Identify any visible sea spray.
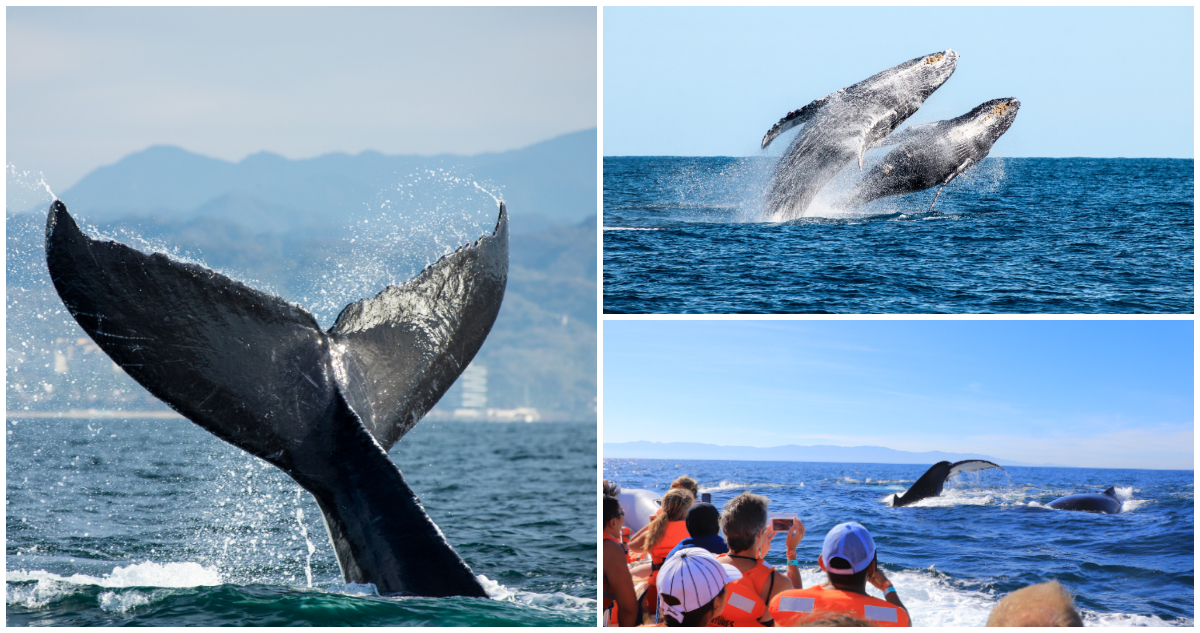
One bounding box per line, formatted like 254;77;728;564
296;508;315;588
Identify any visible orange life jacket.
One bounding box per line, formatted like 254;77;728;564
708;559;772;627
643;520;690;621
768;584;910;627
603;532;627;626
623;525;637;564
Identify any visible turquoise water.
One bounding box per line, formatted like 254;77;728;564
7;418;596;626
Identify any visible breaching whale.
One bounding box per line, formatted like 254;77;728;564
888;459;1004;507
761;49;959;221
836;98;1021;212
1046;487;1123;514
44;200;508;598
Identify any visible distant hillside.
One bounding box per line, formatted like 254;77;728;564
4;185;595;419
48;129;596;235
604;441;1053;467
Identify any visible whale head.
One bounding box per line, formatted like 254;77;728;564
891;49;960;101
963;97;1021;142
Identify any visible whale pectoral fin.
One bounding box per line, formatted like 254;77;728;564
1103;486;1118;497
761;92;835;149
328;203;509;452
44;201;333;470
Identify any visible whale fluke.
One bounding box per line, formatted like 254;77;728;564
45;200;507;597
889;459;1004;507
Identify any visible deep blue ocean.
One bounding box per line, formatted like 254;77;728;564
603;157;1194;313
7;418;596;626
604;458;1193;626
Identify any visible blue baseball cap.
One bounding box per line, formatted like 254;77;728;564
819;522;877;575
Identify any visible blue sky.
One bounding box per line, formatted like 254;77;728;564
604;7;1193;158
603;320;1194;470
7;7;596;190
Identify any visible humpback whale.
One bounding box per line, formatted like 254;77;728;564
761;49;959;221
888;460;1004;507
44;200;508;598
836;98;1021;212
1046;487;1123;514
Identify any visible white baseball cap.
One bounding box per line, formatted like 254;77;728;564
819;522;877;575
656;547;743;620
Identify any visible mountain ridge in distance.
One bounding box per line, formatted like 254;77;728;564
43;128;596;235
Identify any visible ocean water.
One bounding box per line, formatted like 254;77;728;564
604;458;1193;627
7;418;596;626
603;157;1194;313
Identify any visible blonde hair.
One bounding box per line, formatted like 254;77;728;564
647;488;694;550
670;476;700;497
986;581;1083;627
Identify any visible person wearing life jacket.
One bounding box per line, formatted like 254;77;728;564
604;493;639;626
629;488;694;621
665;502;728;561
605;480;640;564
709;492;804;627
768;522;911;627
641;547;742;627
630;476;700;547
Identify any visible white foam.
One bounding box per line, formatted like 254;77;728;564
5;575;75;609
699;480;791;494
98;589;161;613
1085;612;1191;627
8;561;222;589
477;575;595;613
331;582;380;596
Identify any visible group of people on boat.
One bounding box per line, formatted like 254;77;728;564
603;476;1085;627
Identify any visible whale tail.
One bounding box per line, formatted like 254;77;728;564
45;200;507;596
892;459;1004;507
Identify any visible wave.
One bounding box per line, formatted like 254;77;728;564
477;575;595;614
6;566;593;617
8;562;222;590
699;480;799;493
882;485;1150;513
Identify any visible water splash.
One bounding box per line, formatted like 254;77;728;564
7;562;222;588
477;575;596;613
6;164;57;212
297;508;315;588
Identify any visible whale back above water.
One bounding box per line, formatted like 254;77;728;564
44;200;508;597
1046;487;1124;514
761;49;959;221
890;459;1005;507
838;98;1021;211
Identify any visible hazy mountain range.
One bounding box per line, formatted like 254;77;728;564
7;130;597;420
31;128;596;235
604;441;1058;468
